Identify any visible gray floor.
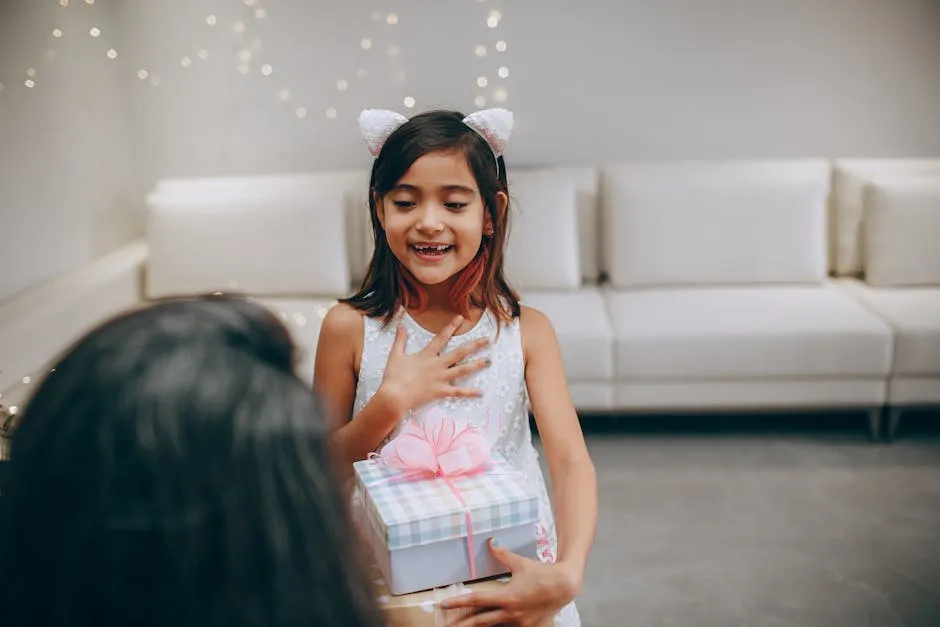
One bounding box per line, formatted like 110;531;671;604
544;412;940;627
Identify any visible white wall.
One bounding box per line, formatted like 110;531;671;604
2;0;939;301
0;0;138;302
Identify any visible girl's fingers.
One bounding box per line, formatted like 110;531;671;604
445;358;491;380
442;336;490;366
423;315;464;357
441;386;484;399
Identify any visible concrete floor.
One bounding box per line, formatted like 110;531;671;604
549;411;940;627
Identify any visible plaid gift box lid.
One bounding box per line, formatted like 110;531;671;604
353;454;539;550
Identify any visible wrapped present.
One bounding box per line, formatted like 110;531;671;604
369;560;512;627
353;413;539;596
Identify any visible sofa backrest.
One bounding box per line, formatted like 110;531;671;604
830;159;940;278
599;159;832;288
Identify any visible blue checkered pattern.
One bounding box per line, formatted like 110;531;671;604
353;455;540;550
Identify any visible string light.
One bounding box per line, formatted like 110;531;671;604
295;106;307;118
493;86;508;102
496;40;507;52
137;69;148;80
360;38;373;50
53;29;63;38
475;95;486;107
278;88;290;101
198;49;209;60
386;13;399;25
181;56;192;68
89;27;100;37
336;79;348;91
260;64;273;76
106;48;117;59
255;8;267;19
477;76;488;87
475;45;487;57
487;10;501;28
325;107;337;119
403;96;415;108
498;66;509;78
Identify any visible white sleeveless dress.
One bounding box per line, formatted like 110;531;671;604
353;307;581;627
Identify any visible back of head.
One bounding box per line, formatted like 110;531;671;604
0;296;383;627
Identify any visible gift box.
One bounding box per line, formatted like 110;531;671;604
369;562;512;627
352;414;539;595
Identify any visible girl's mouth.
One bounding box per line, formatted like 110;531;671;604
410;243;454;260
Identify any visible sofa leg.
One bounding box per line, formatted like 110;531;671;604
866;408;883;442
885;407;904;442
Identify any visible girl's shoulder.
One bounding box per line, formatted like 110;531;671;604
517;304;559;354
319;302;366;344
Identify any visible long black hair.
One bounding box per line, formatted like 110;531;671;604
0;295;384;627
342;109;521;326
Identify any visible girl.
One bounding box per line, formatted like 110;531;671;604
314;108;597;627
0;296;385;627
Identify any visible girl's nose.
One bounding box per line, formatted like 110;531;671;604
416;205;445;233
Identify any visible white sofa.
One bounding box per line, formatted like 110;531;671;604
2;159;939;443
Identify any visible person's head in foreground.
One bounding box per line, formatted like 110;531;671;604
0;295;384;627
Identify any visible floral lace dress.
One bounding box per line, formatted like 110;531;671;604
353;308;581;627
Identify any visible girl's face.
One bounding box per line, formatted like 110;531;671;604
377;150;498;289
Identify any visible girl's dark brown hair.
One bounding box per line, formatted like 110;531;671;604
341;109;520;327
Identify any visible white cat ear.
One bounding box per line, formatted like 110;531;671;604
358;109;409;157
463;108;514;157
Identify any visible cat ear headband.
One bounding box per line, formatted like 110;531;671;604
358;108;514;175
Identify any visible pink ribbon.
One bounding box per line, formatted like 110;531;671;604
369;412;496;580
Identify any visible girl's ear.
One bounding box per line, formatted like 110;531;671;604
486;191;508;236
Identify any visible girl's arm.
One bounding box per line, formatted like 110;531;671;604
521;305;597;591
313;304;404;469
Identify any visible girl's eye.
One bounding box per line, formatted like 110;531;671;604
393;200;415;208
445;202;468;210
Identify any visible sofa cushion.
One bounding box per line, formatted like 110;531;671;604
863;176;940;287
605;284;892;380
146;181;350;298
150;170;371;285
831;159;940;277
505;178;581;290
601;160;830;288
510;168;600;282
837;279;940;376
521;289;613;380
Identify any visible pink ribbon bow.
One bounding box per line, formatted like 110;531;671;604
370;412;497;580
